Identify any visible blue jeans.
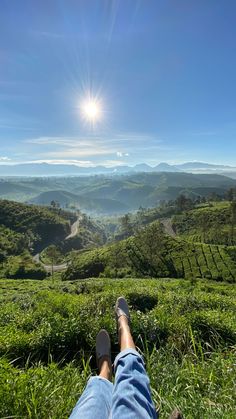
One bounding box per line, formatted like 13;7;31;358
69;348;157;418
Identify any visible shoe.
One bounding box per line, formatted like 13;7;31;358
96;329;111;367
115;296;130;324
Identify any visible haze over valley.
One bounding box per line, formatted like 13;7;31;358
0;167;236;214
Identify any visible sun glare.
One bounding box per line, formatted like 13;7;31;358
80;98;102;123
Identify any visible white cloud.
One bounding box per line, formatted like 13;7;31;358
116;151;129;157
102;160;126;167
0;156;11;161
19;133;166;164
46;148;114;158
25;132;159;147
25;136;115;158
27;159;94;167
24;136;128;160
25;136;92;147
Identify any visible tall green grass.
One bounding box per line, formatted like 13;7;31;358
0;278;235;418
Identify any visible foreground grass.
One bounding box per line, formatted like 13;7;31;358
0;278;235;418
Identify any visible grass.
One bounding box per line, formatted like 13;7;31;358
0;253;47;280
0;277;235;418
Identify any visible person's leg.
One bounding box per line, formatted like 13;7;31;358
69;331;113;419
118;314;136;351
112;299;157;419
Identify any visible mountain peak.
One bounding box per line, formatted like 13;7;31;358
154;162;180;172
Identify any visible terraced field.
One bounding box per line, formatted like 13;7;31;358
63;230;236;282
172;202;236;246
170;241;236;281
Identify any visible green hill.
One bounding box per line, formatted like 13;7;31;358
63;222;236;282
30;189;129;214
74;173;236;210
0;225;26;258
172;202;236;245
0;172;235;214
0;199;75;251
0;199;77;279
29;190;81;206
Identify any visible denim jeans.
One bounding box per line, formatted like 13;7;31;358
69;348;157;419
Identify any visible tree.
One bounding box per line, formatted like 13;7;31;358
50;200;60;209
230;201;236;243
175;195;193;212
226;188;236;202
45;245;62;282
119;213;133;238
128;222;172;277
110;243;125;277
93;233;104;248
0;251;6;267
207;192;221;202
136;206;146;226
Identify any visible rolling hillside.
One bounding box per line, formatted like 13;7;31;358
172;202;236;245
63;222;236;282
0;225;26;257
0;172;235;214
0;199;78;279
0;199;77;253
29;190;129;213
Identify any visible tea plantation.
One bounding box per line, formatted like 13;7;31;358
63;225;236;282
172;202;236;246
0;278;235;418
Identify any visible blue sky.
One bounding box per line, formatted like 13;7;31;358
0;0;236;167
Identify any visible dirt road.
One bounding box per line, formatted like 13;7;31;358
33;216;81;272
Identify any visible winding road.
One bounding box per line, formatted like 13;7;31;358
33;216;81;272
34;216;176;274
65;217;80;240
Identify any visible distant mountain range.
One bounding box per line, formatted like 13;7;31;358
0;161;235;177
0;171;235;214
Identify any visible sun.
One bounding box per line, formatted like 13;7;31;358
80;98;102;123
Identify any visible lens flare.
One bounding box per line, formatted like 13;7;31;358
80;98;102;123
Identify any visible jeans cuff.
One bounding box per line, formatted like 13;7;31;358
114;348;144;371
88;376;114;392
89;376;113;385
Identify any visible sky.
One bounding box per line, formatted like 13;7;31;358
0;0;236;167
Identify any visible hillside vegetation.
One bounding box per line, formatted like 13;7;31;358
172;201;236;246
0;199;75;251
0;225;26;257
63;222;236;282
0;200;77;279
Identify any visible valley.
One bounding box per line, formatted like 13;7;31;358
0;171;235;215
